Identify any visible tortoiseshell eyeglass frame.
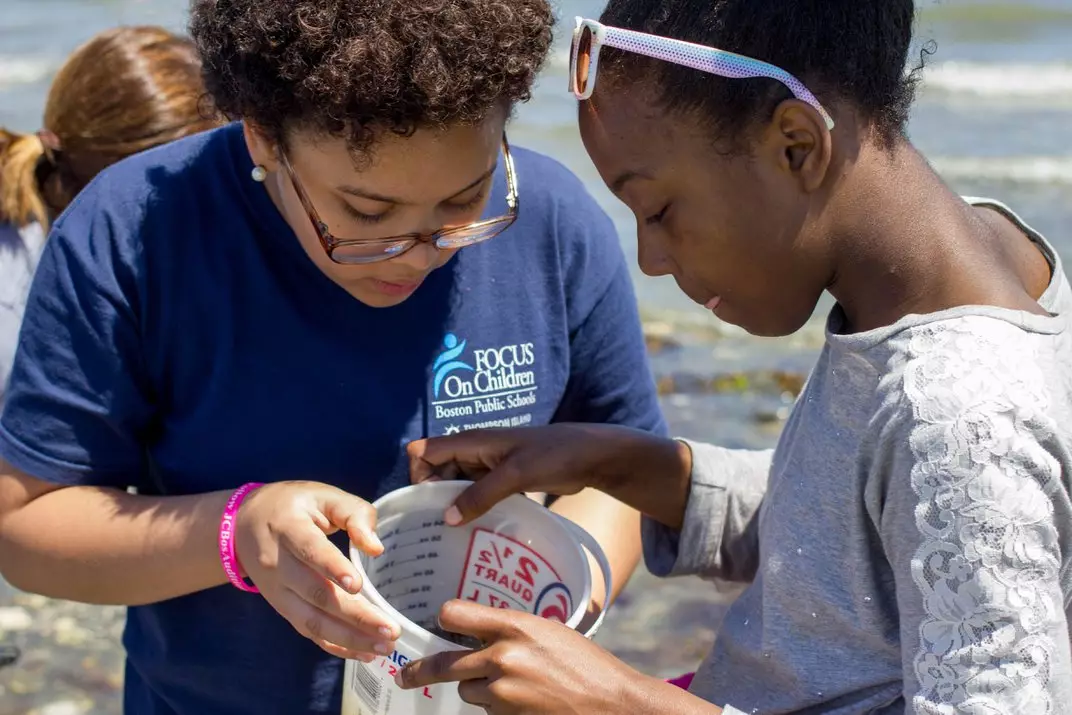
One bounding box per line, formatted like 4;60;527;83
279;134;519;265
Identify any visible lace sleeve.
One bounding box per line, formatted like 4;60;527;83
882;322;1072;714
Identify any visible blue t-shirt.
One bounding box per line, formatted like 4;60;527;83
0;123;664;714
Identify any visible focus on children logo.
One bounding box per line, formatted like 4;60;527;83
431;333;539;424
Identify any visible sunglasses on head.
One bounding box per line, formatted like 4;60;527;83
568;17;835;130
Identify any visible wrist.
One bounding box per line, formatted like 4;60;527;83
668;439;694;529
594;430;692;531
623;674;723;715
219;483;265;592
597;430;689;490
199;490;240;583
618;674;679;714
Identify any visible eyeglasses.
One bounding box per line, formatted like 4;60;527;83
568;17;835;130
280;134;519;265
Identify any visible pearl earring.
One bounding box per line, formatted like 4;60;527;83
251;165;268;182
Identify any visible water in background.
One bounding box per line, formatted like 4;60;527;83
0;3;1068;711
1;0;1068;444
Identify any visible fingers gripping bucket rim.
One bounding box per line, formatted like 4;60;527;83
341;481;613;715
357;481;613;641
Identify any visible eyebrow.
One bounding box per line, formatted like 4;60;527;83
610;168;653;195
335;163;499;205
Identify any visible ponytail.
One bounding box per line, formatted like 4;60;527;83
0;27;217;232
0;128;51;230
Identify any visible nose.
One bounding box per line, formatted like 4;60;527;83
393;240;440;272
636;228;674;278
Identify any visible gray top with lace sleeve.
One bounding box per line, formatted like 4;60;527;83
644;198;1072;715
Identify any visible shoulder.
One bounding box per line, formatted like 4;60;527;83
508;145;624;284
512;145;591;197
510;146;616;242
88;123;231;192
58;124;235;229
872;315;1068;496
47;125;238;264
510;147;602;213
894;316;1058;419
24;127;234;318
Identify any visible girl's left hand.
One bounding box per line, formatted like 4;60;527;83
395;600;644;715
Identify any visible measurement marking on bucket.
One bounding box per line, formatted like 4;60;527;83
394;552;436;568
393;535;442;550
380;523;444;547
379;584;432;603
381;570;431;588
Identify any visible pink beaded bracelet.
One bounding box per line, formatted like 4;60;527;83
218;482;264;593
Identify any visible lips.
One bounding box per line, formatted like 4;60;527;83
704;296;722;312
370;278;423;297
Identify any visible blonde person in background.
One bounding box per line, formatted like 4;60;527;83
0;26;219;401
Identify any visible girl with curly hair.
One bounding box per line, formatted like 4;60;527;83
0;1;662;712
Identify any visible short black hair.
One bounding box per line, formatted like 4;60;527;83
190;0;554;154
598;0;920;148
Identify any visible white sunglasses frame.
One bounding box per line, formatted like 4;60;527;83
568;17;835;130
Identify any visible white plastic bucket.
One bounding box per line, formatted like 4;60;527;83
341;480;612;715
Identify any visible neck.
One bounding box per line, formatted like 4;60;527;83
824;141;1045;333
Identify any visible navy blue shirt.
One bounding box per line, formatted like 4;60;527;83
0;124;664;714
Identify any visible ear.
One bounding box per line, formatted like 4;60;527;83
241;121;281;173
759;99;833;194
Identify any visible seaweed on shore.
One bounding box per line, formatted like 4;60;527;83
656;369;806;398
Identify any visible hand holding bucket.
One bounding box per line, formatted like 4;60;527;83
340;481;612;715
407;424;693;531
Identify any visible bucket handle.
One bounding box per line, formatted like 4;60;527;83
551;514;614;640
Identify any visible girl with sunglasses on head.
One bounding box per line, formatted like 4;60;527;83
0;26;219;405
0;1;665;713
399;1;1072;714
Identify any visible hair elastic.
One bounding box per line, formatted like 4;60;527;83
35;129;62;165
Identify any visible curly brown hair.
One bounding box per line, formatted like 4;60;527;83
190;0;554;155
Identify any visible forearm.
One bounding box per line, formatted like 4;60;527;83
0;485;231;605
624;674;725;715
642;440;771;582
549;488;641;607
593;427;692;531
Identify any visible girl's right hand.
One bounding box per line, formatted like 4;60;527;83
233;481;399;661
406;424;692;529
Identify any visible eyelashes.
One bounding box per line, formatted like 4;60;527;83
645;204;670;226
341;189;490;226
